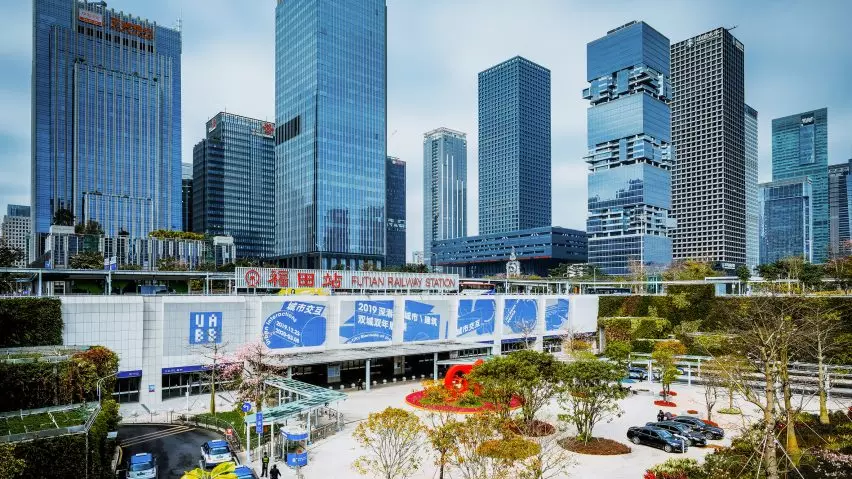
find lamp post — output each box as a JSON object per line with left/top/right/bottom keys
{"left": 97, "top": 371, "right": 119, "bottom": 404}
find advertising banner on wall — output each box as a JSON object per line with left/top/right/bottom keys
{"left": 456, "top": 298, "right": 496, "bottom": 337}
{"left": 236, "top": 267, "right": 458, "bottom": 292}
{"left": 189, "top": 312, "right": 222, "bottom": 344}
{"left": 403, "top": 300, "right": 450, "bottom": 342}
{"left": 339, "top": 300, "right": 394, "bottom": 344}
{"left": 503, "top": 299, "right": 538, "bottom": 334}
{"left": 545, "top": 298, "right": 569, "bottom": 331}
{"left": 262, "top": 301, "right": 327, "bottom": 349}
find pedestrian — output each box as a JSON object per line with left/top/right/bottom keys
{"left": 657, "top": 409, "right": 665, "bottom": 422}
{"left": 357, "top": 378, "right": 363, "bottom": 390}
{"left": 261, "top": 451, "right": 270, "bottom": 477}
{"left": 269, "top": 464, "right": 281, "bottom": 479}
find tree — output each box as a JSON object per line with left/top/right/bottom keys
{"left": 799, "top": 262, "right": 824, "bottom": 292}
{"left": 801, "top": 301, "right": 843, "bottom": 425}
{"left": 74, "top": 220, "right": 104, "bottom": 235}
{"left": 221, "top": 341, "right": 287, "bottom": 413}
{"left": 424, "top": 412, "right": 459, "bottom": 479}
{"left": 824, "top": 255, "right": 852, "bottom": 293}
{"left": 444, "top": 413, "right": 514, "bottom": 479}
{"left": 181, "top": 462, "right": 237, "bottom": 479}
{"left": 353, "top": 407, "right": 424, "bottom": 479}
{"left": 757, "top": 263, "right": 781, "bottom": 281}
{"left": 517, "top": 428, "right": 576, "bottom": 479}
{"left": 0, "top": 443, "right": 26, "bottom": 479}
{"left": 735, "top": 265, "right": 751, "bottom": 283}
{"left": 662, "top": 260, "right": 718, "bottom": 281}
{"left": 699, "top": 360, "right": 723, "bottom": 422}
{"left": 651, "top": 341, "right": 685, "bottom": 402}
{"left": 603, "top": 340, "right": 632, "bottom": 376}
{"left": 557, "top": 358, "right": 627, "bottom": 444}
{"left": 69, "top": 251, "right": 104, "bottom": 270}
{"left": 467, "top": 356, "right": 525, "bottom": 421}
{"left": 52, "top": 207, "right": 74, "bottom": 226}
{"left": 157, "top": 256, "right": 188, "bottom": 271}
{"left": 0, "top": 244, "right": 24, "bottom": 294}
{"left": 194, "top": 342, "right": 230, "bottom": 416}
{"left": 504, "top": 350, "right": 565, "bottom": 428}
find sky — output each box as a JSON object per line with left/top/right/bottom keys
{"left": 2, "top": 0, "right": 851, "bottom": 259}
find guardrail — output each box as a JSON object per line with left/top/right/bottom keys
{"left": 182, "top": 415, "right": 243, "bottom": 452}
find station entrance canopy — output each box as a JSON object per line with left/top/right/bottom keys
{"left": 262, "top": 341, "right": 489, "bottom": 367}
{"left": 235, "top": 267, "right": 459, "bottom": 293}
{"left": 243, "top": 377, "right": 347, "bottom": 426}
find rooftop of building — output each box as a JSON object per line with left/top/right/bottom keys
{"left": 479, "top": 55, "right": 550, "bottom": 76}
{"left": 424, "top": 127, "right": 467, "bottom": 139}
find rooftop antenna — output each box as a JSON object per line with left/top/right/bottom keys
{"left": 726, "top": 25, "right": 738, "bottom": 31}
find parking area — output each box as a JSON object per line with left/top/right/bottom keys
{"left": 118, "top": 425, "right": 226, "bottom": 479}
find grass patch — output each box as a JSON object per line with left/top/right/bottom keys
{"left": 0, "top": 408, "right": 88, "bottom": 436}
{"left": 559, "top": 437, "right": 631, "bottom": 455}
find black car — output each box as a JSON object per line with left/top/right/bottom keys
{"left": 626, "top": 426, "right": 688, "bottom": 453}
{"left": 671, "top": 416, "right": 724, "bottom": 440}
{"left": 646, "top": 421, "right": 707, "bottom": 447}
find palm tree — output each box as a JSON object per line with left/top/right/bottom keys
{"left": 181, "top": 462, "right": 238, "bottom": 479}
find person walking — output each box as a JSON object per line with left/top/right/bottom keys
{"left": 269, "top": 464, "right": 281, "bottom": 479}
{"left": 657, "top": 409, "right": 665, "bottom": 422}
{"left": 261, "top": 452, "right": 270, "bottom": 477}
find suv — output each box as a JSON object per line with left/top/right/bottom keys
{"left": 201, "top": 440, "right": 233, "bottom": 468}
{"left": 646, "top": 421, "right": 707, "bottom": 447}
{"left": 127, "top": 452, "right": 157, "bottom": 479}
{"left": 627, "top": 426, "right": 688, "bottom": 453}
{"left": 671, "top": 416, "right": 724, "bottom": 440}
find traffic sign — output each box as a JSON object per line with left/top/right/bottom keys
{"left": 255, "top": 412, "right": 263, "bottom": 434}
{"left": 241, "top": 402, "right": 251, "bottom": 413}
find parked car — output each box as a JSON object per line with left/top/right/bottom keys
{"left": 671, "top": 416, "right": 725, "bottom": 440}
{"left": 626, "top": 426, "right": 688, "bottom": 453}
{"left": 628, "top": 367, "right": 648, "bottom": 380}
{"left": 201, "top": 439, "right": 234, "bottom": 468}
{"left": 127, "top": 452, "right": 157, "bottom": 479}
{"left": 646, "top": 421, "right": 707, "bottom": 447}
{"left": 234, "top": 465, "right": 257, "bottom": 479}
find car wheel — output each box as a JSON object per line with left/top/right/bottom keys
{"left": 689, "top": 439, "right": 695, "bottom": 446}
{"left": 705, "top": 432, "right": 714, "bottom": 440}
{"left": 632, "top": 436, "right": 641, "bottom": 445}
{"left": 664, "top": 444, "right": 672, "bottom": 453}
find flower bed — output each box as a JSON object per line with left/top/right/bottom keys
{"left": 404, "top": 390, "right": 522, "bottom": 413}
{"left": 507, "top": 419, "right": 556, "bottom": 437}
{"left": 558, "top": 437, "right": 631, "bottom": 455}
{"left": 686, "top": 409, "right": 698, "bottom": 415}
{"left": 654, "top": 400, "right": 677, "bottom": 408}
{"left": 702, "top": 419, "right": 720, "bottom": 427}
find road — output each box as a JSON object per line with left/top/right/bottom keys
{"left": 118, "top": 424, "right": 225, "bottom": 478}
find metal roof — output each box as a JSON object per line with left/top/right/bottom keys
{"left": 265, "top": 341, "right": 491, "bottom": 367}
{"left": 244, "top": 377, "right": 348, "bottom": 425}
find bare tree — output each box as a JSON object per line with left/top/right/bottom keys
{"left": 518, "top": 423, "right": 576, "bottom": 479}
{"left": 800, "top": 300, "right": 843, "bottom": 425}
{"left": 194, "top": 341, "right": 231, "bottom": 415}
{"left": 700, "top": 362, "right": 721, "bottom": 422}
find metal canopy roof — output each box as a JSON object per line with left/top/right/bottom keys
{"left": 266, "top": 341, "right": 492, "bottom": 367}
{"left": 243, "top": 377, "right": 348, "bottom": 425}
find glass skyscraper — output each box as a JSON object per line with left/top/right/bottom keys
{"left": 274, "top": 0, "right": 387, "bottom": 270}
{"left": 759, "top": 178, "right": 813, "bottom": 264}
{"left": 583, "top": 21, "right": 673, "bottom": 276}
{"left": 828, "top": 160, "right": 852, "bottom": 256}
{"left": 423, "top": 128, "right": 468, "bottom": 269}
{"left": 745, "top": 105, "right": 759, "bottom": 269}
{"left": 192, "top": 113, "right": 275, "bottom": 259}
{"left": 771, "top": 108, "right": 828, "bottom": 262}
{"left": 478, "top": 56, "right": 551, "bottom": 236}
{"left": 181, "top": 163, "right": 193, "bottom": 233}
{"left": 31, "top": 0, "right": 182, "bottom": 240}
{"left": 386, "top": 157, "right": 406, "bottom": 267}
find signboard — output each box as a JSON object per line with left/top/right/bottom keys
{"left": 110, "top": 17, "right": 153, "bottom": 40}
{"left": 287, "top": 451, "right": 308, "bottom": 467}
{"left": 327, "top": 364, "right": 341, "bottom": 382}
{"left": 255, "top": 412, "right": 264, "bottom": 434}
{"left": 403, "top": 300, "right": 449, "bottom": 342}
{"left": 456, "top": 299, "right": 496, "bottom": 337}
{"left": 262, "top": 301, "right": 327, "bottom": 349}
{"left": 503, "top": 299, "right": 538, "bottom": 334}
{"left": 189, "top": 312, "right": 223, "bottom": 345}
{"left": 162, "top": 365, "right": 207, "bottom": 375}
{"left": 236, "top": 267, "right": 458, "bottom": 293}
{"left": 78, "top": 10, "right": 103, "bottom": 26}
{"left": 148, "top": 385, "right": 155, "bottom": 393}
{"left": 241, "top": 402, "right": 251, "bottom": 413}
{"left": 117, "top": 370, "right": 142, "bottom": 379}
{"left": 339, "top": 300, "right": 394, "bottom": 344}
{"left": 544, "top": 298, "right": 569, "bottom": 331}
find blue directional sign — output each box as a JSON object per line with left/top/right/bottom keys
{"left": 255, "top": 412, "right": 264, "bottom": 434}
{"left": 241, "top": 402, "right": 251, "bottom": 413}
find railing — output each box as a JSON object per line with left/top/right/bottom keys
{"left": 185, "top": 414, "right": 242, "bottom": 452}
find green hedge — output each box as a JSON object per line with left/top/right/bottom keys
{"left": 0, "top": 298, "right": 62, "bottom": 347}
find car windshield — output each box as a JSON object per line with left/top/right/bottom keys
{"left": 656, "top": 429, "right": 673, "bottom": 439}
{"left": 130, "top": 461, "right": 153, "bottom": 471}
{"left": 210, "top": 446, "right": 230, "bottom": 455}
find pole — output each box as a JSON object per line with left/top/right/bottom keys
{"left": 246, "top": 421, "right": 251, "bottom": 463}
{"left": 365, "top": 359, "right": 371, "bottom": 392}
{"left": 433, "top": 352, "right": 438, "bottom": 380}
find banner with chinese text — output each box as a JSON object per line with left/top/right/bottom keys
{"left": 403, "top": 300, "right": 449, "bottom": 342}
{"left": 339, "top": 300, "right": 394, "bottom": 344}
{"left": 262, "top": 301, "right": 327, "bottom": 349}
{"left": 456, "top": 298, "right": 495, "bottom": 337}
{"left": 503, "top": 299, "right": 538, "bottom": 334}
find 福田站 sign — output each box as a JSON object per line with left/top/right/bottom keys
{"left": 235, "top": 268, "right": 458, "bottom": 292}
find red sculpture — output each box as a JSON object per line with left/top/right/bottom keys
{"left": 443, "top": 359, "right": 484, "bottom": 397}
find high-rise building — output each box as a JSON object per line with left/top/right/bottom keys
{"left": 583, "top": 21, "right": 674, "bottom": 276}
{"left": 478, "top": 56, "right": 551, "bottom": 235}
{"left": 386, "top": 156, "right": 406, "bottom": 267}
{"left": 745, "top": 105, "right": 759, "bottom": 269}
{"left": 771, "top": 108, "right": 828, "bottom": 262}
{"left": 274, "top": 0, "right": 387, "bottom": 270}
{"left": 181, "top": 163, "right": 193, "bottom": 233}
{"left": 193, "top": 112, "right": 275, "bottom": 259}
{"left": 31, "top": 0, "right": 182, "bottom": 240}
{"left": 759, "top": 178, "right": 813, "bottom": 264}
{"left": 671, "top": 28, "right": 745, "bottom": 265}
{"left": 828, "top": 160, "right": 851, "bottom": 257}
{"left": 423, "top": 128, "right": 468, "bottom": 269}
{"left": 1, "top": 205, "right": 31, "bottom": 267}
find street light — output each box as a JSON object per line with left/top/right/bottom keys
{"left": 97, "top": 371, "right": 119, "bottom": 404}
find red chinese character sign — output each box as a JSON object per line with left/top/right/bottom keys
{"left": 234, "top": 268, "right": 458, "bottom": 293}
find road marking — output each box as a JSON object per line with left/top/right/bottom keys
{"left": 120, "top": 426, "right": 191, "bottom": 444}
{"left": 120, "top": 426, "right": 196, "bottom": 447}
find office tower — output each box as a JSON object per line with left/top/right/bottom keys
{"left": 828, "top": 160, "right": 852, "bottom": 256}
{"left": 31, "top": 0, "right": 181, "bottom": 240}
{"left": 181, "top": 164, "right": 193, "bottom": 233}
{"left": 386, "top": 156, "right": 406, "bottom": 267}
{"left": 583, "top": 21, "right": 674, "bottom": 276}
{"left": 192, "top": 113, "right": 275, "bottom": 259}
{"left": 478, "top": 56, "right": 551, "bottom": 235}
{"left": 771, "top": 108, "right": 828, "bottom": 262}
{"left": 671, "top": 28, "right": 745, "bottom": 265}
{"left": 423, "top": 128, "right": 468, "bottom": 269}
{"left": 274, "top": 0, "right": 387, "bottom": 270}
{"left": 745, "top": 105, "right": 759, "bottom": 269}
{"left": 759, "top": 178, "right": 813, "bottom": 264}
{"left": 1, "top": 205, "right": 31, "bottom": 267}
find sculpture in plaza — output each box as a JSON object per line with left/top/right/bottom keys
{"left": 443, "top": 359, "right": 484, "bottom": 397}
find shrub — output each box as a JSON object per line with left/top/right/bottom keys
{"left": 632, "top": 339, "right": 655, "bottom": 353}
{"left": 645, "top": 457, "right": 707, "bottom": 479}
{"left": 0, "top": 298, "right": 62, "bottom": 347}
{"left": 456, "top": 391, "right": 481, "bottom": 408}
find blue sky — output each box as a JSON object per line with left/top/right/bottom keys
{"left": 2, "top": 0, "right": 851, "bottom": 257}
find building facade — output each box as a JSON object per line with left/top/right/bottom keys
{"left": 771, "top": 108, "right": 828, "bottom": 263}
{"left": 828, "top": 160, "right": 851, "bottom": 257}
{"left": 745, "top": 105, "right": 759, "bottom": 270}
{"left": 181, "top": 164, "right": 193, "bottom": 233}
{"left": 386, "top": 157, "right": 406, "bottom": 267}
{"left": 583, "top": 21, "right": 674, "bottom": 276}
{"left": 478, "top": 57, "right": 551, "bottom": 236}
{"left": 423, "top": 128, "right": 468, "bottom": 269}
{"left": 432, "top": 227, "right": 587, "bottom": 277}
{"left": 274, "top": 0, "right": 387, "bottom": 270}
{"left": 31, "top": 0, "right": 182, "bottom": 241}
{"left": 1, "top": 205, "right": 31, "bottom": 267}
{"left": 671, "top": 28, "right": 746, "bottom": 265}
{"left": 192, "top": 112, "right": 275, "bottom": 259}
{"left": 759, "top": 178, "right": 812, "bottom": 264}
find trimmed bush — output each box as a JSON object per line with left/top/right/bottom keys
{"left": 0, "top": 298, "right": 62, "bottom": 347}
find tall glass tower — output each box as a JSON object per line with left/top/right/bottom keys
{"left": 583, "top": 21, "right": 673, "bottom": 276}
{"left": 31, "top": 0, "right": 182, "bottom": 239}
{"left": 771, "top": 108, "right": 828, "bottom": 262}
{"left": 745, "top": 105, "right": 759, "bottom": 269}
{"left": 423, "top": 128, "right": 467, "bottom": 269}
{"left": 759, "top": 178, "right": 813, "bottom": 264}
{"left": 274, "top": 0, "right": 387, "bottom": 270}
{"left": 385, "top": 156, "right": 406, "bottom": 267}
{"left": 828, "top": 160, "right": 852, "bottom": 256}
{"left": 478, "top": 56, "right": 551, "bottom": 236}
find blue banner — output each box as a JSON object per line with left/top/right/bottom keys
{"left": 545, "top": 298, "right": 570, "bottom": 331}
{"left": 117, "top": 370, "right": 142, "bottom": 379}
{"left": 256, "top": 412, "right": 264, "bottom": 434}
{"left": 339, "top": 300, "right": 394, "bottom": 344}
{"left": 189, "top": 312, "right": 223, "bottom": 344}
{"left": 503, "top": 299, "right": 538, "bottom": 334}
{"left": 287, "top": 451, "right": 308, "bottom": 467}
{"left": 457, "top": 299, "right": 495, "bottom": 337}
{"left": 262, "top": 301, "right": 327, "bottom": 349}
{"left": 403, "top": 300, "right": 446, "bottom": 342}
